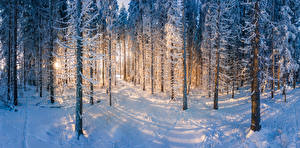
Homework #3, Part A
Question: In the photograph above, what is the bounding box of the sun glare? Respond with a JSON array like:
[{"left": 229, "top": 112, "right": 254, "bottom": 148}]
[{"left": 54, "top": 61, "right": 61, "bottom": 69}]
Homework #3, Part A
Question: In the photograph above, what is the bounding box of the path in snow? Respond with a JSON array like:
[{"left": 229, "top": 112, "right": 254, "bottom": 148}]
[{"left": 0, "top": 81, "right": 300, "bottom": 148}]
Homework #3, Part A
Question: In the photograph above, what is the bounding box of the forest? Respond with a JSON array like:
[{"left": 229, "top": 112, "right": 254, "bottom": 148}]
[{"left": 0, "top": 0, "right": 299, "bottom": 147}]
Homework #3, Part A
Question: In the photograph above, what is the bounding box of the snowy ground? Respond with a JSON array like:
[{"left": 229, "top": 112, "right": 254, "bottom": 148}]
[{"left": 0, "top": 80, "right": 299, "bottom": 148}]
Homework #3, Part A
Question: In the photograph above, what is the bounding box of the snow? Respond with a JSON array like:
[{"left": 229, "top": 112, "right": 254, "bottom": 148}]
[{"left": 0, "top": 80, "right": 300, "bottom": 148}]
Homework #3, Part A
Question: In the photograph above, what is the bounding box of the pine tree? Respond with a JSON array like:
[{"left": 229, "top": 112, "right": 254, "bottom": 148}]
[
  {"left": 12, "top": 0, "right": 18, "bottom": 106},
  {"left": 75, "top": 0, "right": 84, "bottom": 138},
  {"left": 49, "top": 0, "right": 55, "bottom": 104},
  {"left": 251, "top": 0, "right": 261, "bottom": 132}
]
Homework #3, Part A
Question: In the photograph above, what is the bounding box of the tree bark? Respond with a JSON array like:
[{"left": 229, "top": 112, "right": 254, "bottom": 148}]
[
  {"left": 250, "top": 1, "right": 261, "bottom": 132},
  {"left": 108, "top": 33, "right": 112, "bottom": 106},
  {"left": 75, "top": 0, "right": 83, "bottom": 138},
  {"left": 208, "top": 45, "right": 212, "bottom": 98},
  {"left": 213, "top": 0, "right": 221, "bottom": 110},
  {"left": 39, "top": 14, "right": 43, "bottom": 98},
  {"left": 13, "top": 0, "right": 18, "bottom": 106},
  {"left": 102, "top": 34, "right": 105, "bottom": 88},
  {"left": 170, "top": 48, "right": 175, "bottom": 100},
  {"left": 49, "top": 0, "right": 55, "bottom": 104},
  {"left": 277, "top": 56, "right": 280, "bottom": 90},
  {"left": 161, "top": 34, "right": 165, "bottom": 92},
  {"left": 182, "top": 1, "right": 188, "bottom": 110},
  {"left": 150, "top": 2, "right": 154, "bottom": 95},
  {"left": 123, "top": 36, "right": 127, "bottom": 81},
  {"left": 7, "top": 4, "right": 12, "bottom": 102},
  {"left": 90, "top": 49, "right": 94, "bottom": 105}
]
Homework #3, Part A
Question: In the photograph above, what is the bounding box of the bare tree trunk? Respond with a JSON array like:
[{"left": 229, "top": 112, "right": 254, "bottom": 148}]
[
  {"left": 208, "top": 46, "right": 212, "bottom": 98},
  {"left": 102, "top": 34, "right": 105, "bottom": 88},
  {"left": 123, "top": 36, "right": 127, "bottom": 81},
  {"left": 23, "top": 13, "right": 26, "bottom": 91},
  {"left": 119, "top": 39, "right": 122, "bottom": 79},
  {"left": 161, "top": 36, "right": 165, "bottom": 92},
  {"left": 114, "top": 48, "right": 117, "bottom": 86},
  {"left": 39, "top": 14, "right": 43, "bottom": 98},
  {"left": 142, "top": 38, "right": 145, "bottom": 91},
  {"left": 271, "top": 0, "right": 275, "bottom": 98},
  {"left": 134, "top": 46, "right": 137, "bottom": 86},
  {"left": 75, "top": 0, "right": 83, "bottom": 138},
  {"left": 277, "top": 56, "right": 280, "bottom": 90},
  {"left": 182, "top": 2, "right": 188, "bottom": 110},
  {"left": 283, "top": 75, "right": 287, "bottom": 102},
  {"left": 90, "top": 48, "right": 94, "bottom": 105},
  {"left": 150, "top": 3, "right": 154, "bottom": 95},
  {"left": 140, "top": 8, "right": 145, "bottom": 91},
  {"left": 13, "top": 0, "right": 18, "bottom": 106},
  {"left": 108, "top": 33, "right": 112, "bottom": 106},
  {"left": 200, "top": 56, "right": 203, "bottom": 87},
  {"left": 232, "top": 55, "right": 237, "bottom": 99},
  {"left": 196, "top": 64, "right": 199, "bottom": 87},
  {"left": 213, "top": 49, "right": 220, "bottom": 109},
  {"left": 64, "top": 42, "right": 68, "bottom": 85},
  {"left": 213, "top": 0, "right": 221, "bottom": 110},
  {"left": 7, "top": 6, "right": 12, "bottom": 102},
  {"left": 250, "top": 1, "right": 261, "bottom": 132},
  {"left": 271, "top": 43, "right": 275, "bottom": 98},
  {"left": 49, "top": 0, "right": 55, "bottom": 104},
  {"left": 170, "top": 49, "right": 175, "bottom": 100},
  {"left": 283, "top": 56, "right": 287, "bottom": 102}
]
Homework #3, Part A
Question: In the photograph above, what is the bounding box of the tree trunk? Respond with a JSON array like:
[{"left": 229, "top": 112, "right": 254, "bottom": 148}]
[
  {"left": 90, "top": 49, "right": 94, "bottom": 105},
  {"left": 123, "top": 36, "right": 127, "bottom": 81},
  {"left": 39, "top": 14, "right": 43, "bottom": 98},
  {"left": 134, "top": 45, "right": 137, "bottom": 86},
  {"left": 213, "top": 0, "right": 221, "bottom": 110},
  {"left": 140, "top": 9, "right": 145, "bottom": 91},
  {"left": 142, "top": 39, "right": 145, "bottom": 91},
  {"left": 102, "top": 34, "right": 105, "bottom": 88},
  {"left": 208, "top": 45, "right": 212, "bottom": 98},
  {"left": 49, "top": 0, "right": 55, "bottom": 104},
  {"left": 161, "top": 36, "right": 165, "bottom": 92},
  {"left": 277, "top": 56, "right": 280, "bottom": 90},
  {"left": 13, "top": 0, "right": 18, "bottom": 106},
  {"left": 119, "top": 39, "right": 122, "bottom": 80},
  {"left": 250, "top": 1, "right": 261, "bottom": 132},
  {"left": 108, "top": 33, "right": 112, "bottom": 106},
  {"left": 271, "top": 42, "right": 275, "bottom": 98},
  {"left": 170, "top": 49, "right": 175, "bottom": 100},
  {"left": 213, "top": 49, "right": 220, "bottom": 110},
  {"left": 150, "top": 3, "right": 154, "bottom": 95},
  {"left": 75, "top": 0, "right": 83, "bottom": 138},
  {"left": 200, "top": 56, "right": 203, "bottom": 87},
  {"left": 182, "top": 2, "right": 188, "bottom": 110},
  {"left": 7, "top": 6, "right": 12, "bottom": 102}
]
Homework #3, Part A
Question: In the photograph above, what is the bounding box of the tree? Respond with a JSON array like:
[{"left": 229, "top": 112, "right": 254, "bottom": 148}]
[
  {"left": 104, "top": 0, "right": 118, "bottom": 106},
  {"left": 86, "top": 0, "right": 98, "bottom": 105},
  {"left": 251, "top": 0, "right": 261, "bottom": 132},
  {"left": 213, "top": 0, "right": 221, "bottom": 110},
  {"left": 116, "top": 7, "right": 128, "bottom": 81},
  {"left": 75, "top": 0, "right": 84, "bottom": 138},
  {"left": 12, "top": 0, "right": 18, "bottom": 106},
  {"left": 149, "top": 0, "right": 155, "bottom": 94},
  {"left": 182, "top": 0, "right": 188, "bottom": 110},
  {"left": 49, "top": 0, "right": 55, "bottom": 104}
]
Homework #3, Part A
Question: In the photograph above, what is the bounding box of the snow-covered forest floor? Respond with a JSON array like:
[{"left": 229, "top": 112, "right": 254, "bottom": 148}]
[{"left": 0, "top": 80, "right": 300, "bottom": 148}]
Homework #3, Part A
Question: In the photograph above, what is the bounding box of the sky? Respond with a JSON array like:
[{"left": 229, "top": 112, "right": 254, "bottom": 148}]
[{"left": 118, "top": 0, "right": 130, "bottom": 9}]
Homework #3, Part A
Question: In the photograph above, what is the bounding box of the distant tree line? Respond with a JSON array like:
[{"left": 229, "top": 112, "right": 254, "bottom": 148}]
[{"left": 0, "top": 0, "right": 299, "bottom": 137}]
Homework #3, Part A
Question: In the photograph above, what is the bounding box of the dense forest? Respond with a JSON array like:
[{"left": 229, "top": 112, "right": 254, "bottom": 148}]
[{"left": 0, "top": 0, "right": 299, "bottom": 141}]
